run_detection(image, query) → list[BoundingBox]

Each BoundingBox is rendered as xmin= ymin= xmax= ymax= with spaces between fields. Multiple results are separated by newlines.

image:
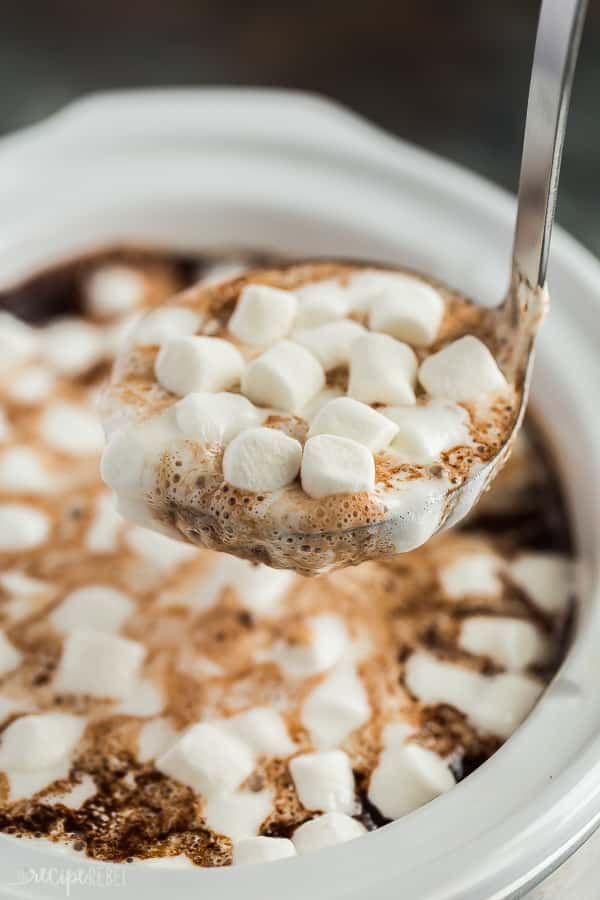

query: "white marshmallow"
xmin=294 ymin=279 xmax=351 ymax=328
xmin=0 ymin=406 xmax=9 ymax=442
xmin=292 ymin=813 xmax=365 ymax=854
xmin=40 ymin=319 xmax=104 ymax=376
xmin=384 ymin=400 xmax=471 ymax=464
xmin=294 ymin=320 xmax=365 ymax=371
xmin=459 ymin=616 xmax=550 ymax=670
xmin=204 ymin=789 xmax=273 ymax=842
xmin=0 ymin=314 xmax=38 ymax=376
xmin=308 ymin=397 xmax=398 ymax=452
xmin=156 ymin=336 xmax=244 ymax=396
xmin=42 ymin=774 xmax=97 ymax=810
xmin=0 ymin=503 xmax=49 ymax=551
xmin=86 ymin=493 xmax=124 ymax=552
xmin=0 ymin=630 xmax=22 ymax=676
xmin=290 ymin=751 xmax=355 ymax=814
xmin=100 ymin=410 xmax=179 ymax=498
xmin=116 ymin=678 xmax=164 ymax=717
xmin=508 ymin=553 xmax=573 ymax=615
xmin=51 ymin=585 xmax=134 ymax=635
xmin=419 ymin=335 xmax=509 ymax=401
xmin=156 ymin=722 xmax=254 ymax=796
xmin=271 ymin=614 xmax=347 ymax=678
xmin=368 ymin=736 xmax=454 ymax=820
xmin=302 ymin=661 xmax=370 ymax=749
xmin=0 ymin=446 xmax=52 ymax=493
xmin=201 ymin=556 xmax=295 ymax=615
xmin=229 ymin=284 xmax=297 ymax=346
xmin=84 ymin=265 xmax=146 ymax=318
xmin=348 ymin=333 xmax=417 ymax=405
xmin=223 ymin=427 xmax=302 ymax=493
xmin=40 ymin=403 xmax=105 ymax=455
xmin=174 ymin=392 xmax=262 ymax=445
xmin=366 ymin=273 xmax=444 ymax=346
xmin=137 ymin=718 xmax=177 ymax=763
xmin=233 ymin=836 xmax=296 ymax=865
xmin=0 ymin=713 xmax=84 ymax=771
xmin=405 ymin=651 xmax=543 ymax=739
xmin=0 ymin=570 xmax=49 ymax=597
xmin=7 ymin=366 xmax=55 ymax=404
xmin=439 ymin=551 xmax=503 ymax=599
xmin=301 ymin=434 xmax=375 ymax=499
xmin=54 ymin=630 xmax=145 ymax=699
xmin=242 ymin=340 xmax=325 ymax=414
xmin=199 ymin=260 xmax=249 ymax=286
xmin=124 ymin=523 xmax=198 ymax=572
xmin=225 ymin=708 xmax=296 ymax=757
xmin=132 ymin=306 xmax=200 ymax=346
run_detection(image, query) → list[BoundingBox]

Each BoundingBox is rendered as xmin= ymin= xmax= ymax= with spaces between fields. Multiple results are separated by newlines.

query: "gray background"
xmin=2 ymin=1 xmax=599 ymax=255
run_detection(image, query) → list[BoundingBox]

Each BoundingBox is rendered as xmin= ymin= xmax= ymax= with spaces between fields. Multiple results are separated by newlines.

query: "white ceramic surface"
xmin=1 ymin=89 xmax=600 ymax=900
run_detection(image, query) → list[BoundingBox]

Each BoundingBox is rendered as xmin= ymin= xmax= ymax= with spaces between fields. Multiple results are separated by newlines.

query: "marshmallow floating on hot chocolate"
xmin=301 ymin=660 xmax=371 ymax=748
xmin=294 ymin=279 xmax=351 ymax=328
xmin=292 ymin=812 xmax=366 ymax=853
xmin=384 ymin=400 xmax=470 ymax=464
xmin=229 ymin=283 xmax=297 ymax=346
xmin=290 ymin=750 xmax=355 ymax=814
xmin=156 ymin=336 xmax=245 ymax=396
xmin=364 ymin=271 xmax=445 ymax=346
xmin=0 ymin=503 xmax=50 ymax=551
xmin=175 ymin=392 xmax=262 ymax=444
xmin=224 ymin=707 xmax=296 ymax=758
xmin=0 ymin=713 xmax=85 ymax=772
xmin=51 ymin=585 xmax=134 ymax=635
xmin=294 ymin=320 xmax=366 ymax=371
xmin=419 ymin=335 xmax=509 ymax=401
xmin=54 ymin=630 xmax=146 ymax=699
xmin=0 ymin=313 xmax=38 ymax=375
xmin=301 ymin=434 xmax=375 ymax=498
xmin=223 ymin=426 xmax=302 ymax=492
xmin=348 ymin=332 xmax=417 ymax=405
xmin=156 ymin=722 xmax=254 ymax=796
xmin=308 ymin=396 xmax=398 ymax=452
xmin=84 ymin=265 xmax=146 ymax=318
xmin=242 ymin=340 xmax=325 ymax=414
xmin=459 ymin=616 xmax=550 ymax=670
xmin=132 ymin=306 xmax=200 ymax=346
xmin=233 ymin=836 xmax=296 ymax=866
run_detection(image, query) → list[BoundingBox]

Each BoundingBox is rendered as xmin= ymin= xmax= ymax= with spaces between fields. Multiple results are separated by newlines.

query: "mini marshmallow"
xmin=223 ymin=427 xmax=302 ymax=493
xmin=290 ymin=751 xmax=355 ymax=814
xmin=54 ymin=630 xmax=145 ymax=699
xmin=204 ymin=789 xmax=273 ymax=841
xmin=0 ymin=446 xmax=52 ymax=493
xmin=459 ymin=616 xmax=550 ymax=670
xmin=233 ymin=836 xmax=296 ymax=866
xmin=508 ymin=553 xmax=573 ymax=615
xmin=124 ymin=524 xmax=198 ymax=572
xmin=348 ymin=333 xmax=417 ymax=405
xmin=100 ymin=410 xmax=179 ymax=498
xmin=0 ymin=713 xmax=85 ymax=771
xmin=292 ymin=813 xmax=365 ymax=854
xmin=202 ymin=556 xmax=295 ymax=616
xmin=156 ymin=722 xmax=254 ymax=796
xmin=242 ymin=340 xmax=325 ymax=414
xmin=0 ymin=313 xmax=38 ymax=375
xmin=199 ymin=260 xmax=249 ymax=286
xmin=40 ymin=319 xmax=104 ymax=376
xmin=271 ymin=614 xmax=347 ymax=678
xmin=42 ymin=774 xmax=97 ymax=810
xmin=7 ymin=366 xmax=55 ymax=404
xmin=294 ymin=279 xmax=351 ymax=328
xmin=439 ymin=551 xmax=503 ymax=599
xmin=0 ymin=406 xmax=9 ymax=442
xmin=51 ymin=585 xmax=134 ymax=634
xmin=174 ymin=392 xmax=262 ymax=445
xmin=137 ymin=718 xmax=177 ymax=763
xmin=86 ymin=493 xmax=124 ymax=552
xmin=384 ymin=400 xmax=471 ymax=464
xmin=142 ymin=855 xmax=195 ymax=869
xmin=84 ymin=265 xmax=146 ymax=318
xmin=302 ymin=661 xmax=371 ymax=749
xmin=419 ymin=335 xmax=509 ymax=401
xmin=229 ymin=284 xmax=297 ymax=346
xmin=156 ymin=336 xmax=244 ymax=396
xmin=0 ymin=630 xmax=22 ymax=677
xmin=225 ymin=708 xmax=296 ymax=757
xmin=369 ymin=739 xmax=454 ymax=820
xmin=132 ymin=306 xmax=200 ymax=346
xmin=366 ymin=273 xmax=444 ymax=346
xmin=405 ymin=651 xmax=542 ymax=739
xmin=301 ymin=434 xmax=375 ymax=498
xmin=0 ymin=503 xmax=49 ymax=551
xmin=40 ymin=403 xmax=105 ymax=455
xmin=308 ymin=397 xmax=398 ymax=452
xmin=294 ymin=320 xmax=365 ymax=371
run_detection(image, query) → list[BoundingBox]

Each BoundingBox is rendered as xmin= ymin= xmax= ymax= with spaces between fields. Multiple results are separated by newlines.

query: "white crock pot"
xmin=1 ymin=89 xmax=600 ymax=900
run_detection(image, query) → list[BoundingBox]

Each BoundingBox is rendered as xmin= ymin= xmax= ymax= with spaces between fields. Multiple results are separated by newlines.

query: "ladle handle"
xmin=512 ymin=0 xmax=588 ymax=289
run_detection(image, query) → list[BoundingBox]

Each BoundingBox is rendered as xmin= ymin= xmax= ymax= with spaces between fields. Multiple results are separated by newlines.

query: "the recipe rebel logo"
xmin=5 ymin=864 xmax=127 ymax=896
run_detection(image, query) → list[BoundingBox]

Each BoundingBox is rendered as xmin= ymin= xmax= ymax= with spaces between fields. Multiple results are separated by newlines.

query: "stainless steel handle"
xmin=512 ymin=0 xmax=588 ymax=288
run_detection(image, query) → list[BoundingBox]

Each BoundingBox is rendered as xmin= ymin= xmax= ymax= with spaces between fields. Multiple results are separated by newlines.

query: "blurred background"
xmin=2 ymin=0 xmax=598 ymax=255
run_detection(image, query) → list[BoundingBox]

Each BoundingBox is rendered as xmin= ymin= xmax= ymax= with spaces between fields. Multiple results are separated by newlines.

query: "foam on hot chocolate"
xmin=0 ymin=249 xmax=573 ymax=868
xmin=101 ymin=263 xmax=520 ymax=575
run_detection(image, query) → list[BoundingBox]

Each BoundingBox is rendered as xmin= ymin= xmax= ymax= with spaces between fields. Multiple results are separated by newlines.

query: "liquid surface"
xmin=102 ymin=263 xmax=525 ymax=575
xmin=0 ymin=249 xmax=573 ymax=867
